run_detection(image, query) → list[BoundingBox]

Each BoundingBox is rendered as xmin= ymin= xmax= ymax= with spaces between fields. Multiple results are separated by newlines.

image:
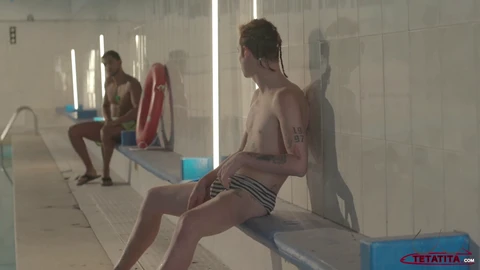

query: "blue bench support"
xmin=181 ymin=157 xmax=212 ymax=181
xmin=361 ymin=232 xmax=472 ymax=270
xmin=120 ymin=130 xmax=136 ymax=146
xmin=180 ymin=156 xmax=230 ymax=181
xmin=64 ymin=104 xmax=83 ymax=112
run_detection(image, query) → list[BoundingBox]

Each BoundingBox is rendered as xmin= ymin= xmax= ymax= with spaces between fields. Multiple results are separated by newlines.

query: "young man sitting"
xmin=114 ymin=18 xmax=309 ymax=270
xmin=68 ymin=51 xmax=142 ymax=186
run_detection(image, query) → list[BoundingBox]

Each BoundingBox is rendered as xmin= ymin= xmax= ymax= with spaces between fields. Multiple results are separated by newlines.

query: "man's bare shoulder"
xmin=273 ymin=83 xmax=307 ymax=108
xmin=125 ymin=75 xmax=142 ymax=91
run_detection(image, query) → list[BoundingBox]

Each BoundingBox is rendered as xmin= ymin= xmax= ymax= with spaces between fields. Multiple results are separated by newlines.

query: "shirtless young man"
xmin=113 ymin=18 xmax=309 ymax=270
xmin=68 ymin=51 xmax=142 ymax=186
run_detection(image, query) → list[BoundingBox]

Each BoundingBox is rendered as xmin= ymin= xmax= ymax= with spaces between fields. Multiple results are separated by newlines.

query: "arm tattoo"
xmin=293 ymin=127 xmax=305 ymax=143
xmin=247 ymin=153 xmax=287 ymax=164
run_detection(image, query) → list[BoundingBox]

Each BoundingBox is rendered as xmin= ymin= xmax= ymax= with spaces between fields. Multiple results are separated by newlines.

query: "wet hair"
xmin=239 ymin=18 xmax=287 ymax=77
xmin=102 ymin=50 xmax=122 ymax=61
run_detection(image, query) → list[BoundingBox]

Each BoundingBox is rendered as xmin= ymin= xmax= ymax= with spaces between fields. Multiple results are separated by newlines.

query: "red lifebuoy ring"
xmin=136 ymin=63 xmax=167 ymax=149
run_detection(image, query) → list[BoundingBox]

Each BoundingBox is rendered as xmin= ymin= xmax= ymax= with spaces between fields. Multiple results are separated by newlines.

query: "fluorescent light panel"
xmin=70 ymin=49 xmax=79 ymax=110
xmin=99 ymin=34 xmax=106 ymax=98
xmin=212 ymin=0 xmax=219 ymax=168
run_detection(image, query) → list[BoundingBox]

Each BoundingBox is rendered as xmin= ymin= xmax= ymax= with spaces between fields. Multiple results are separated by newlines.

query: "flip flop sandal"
xmin=101 ymin=177 xmax=113 ymax=187
xmin=76 ymin=174 xmax=101 ymax=186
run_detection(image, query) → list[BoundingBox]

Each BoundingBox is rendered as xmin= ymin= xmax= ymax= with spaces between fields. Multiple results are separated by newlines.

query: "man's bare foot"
xmin=101 ymin=177 xmax=113 ymax=186
xmin=76 ymin=170 xmax=100 ymax=186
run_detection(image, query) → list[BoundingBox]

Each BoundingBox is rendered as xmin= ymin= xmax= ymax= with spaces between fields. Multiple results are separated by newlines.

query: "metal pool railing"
xmin=0 ymin=106 xmax=39 ymax=184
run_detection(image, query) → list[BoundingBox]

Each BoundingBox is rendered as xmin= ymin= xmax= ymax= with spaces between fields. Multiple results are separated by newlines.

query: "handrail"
xmin=1 ymin=106 xmax=39 ymax=184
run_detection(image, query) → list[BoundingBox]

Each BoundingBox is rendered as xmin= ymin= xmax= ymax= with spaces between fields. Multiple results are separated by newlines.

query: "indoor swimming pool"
xmin=0 ymin=140 xmax=15 ymax=270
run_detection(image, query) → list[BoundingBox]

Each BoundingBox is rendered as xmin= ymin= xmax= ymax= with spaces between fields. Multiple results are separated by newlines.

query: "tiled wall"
xmin=2 ymin=0 xmax=480 ymax=247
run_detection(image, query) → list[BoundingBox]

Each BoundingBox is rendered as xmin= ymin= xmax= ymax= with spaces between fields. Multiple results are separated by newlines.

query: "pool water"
xmin=0 ymin=141 xmax=16 ymax=270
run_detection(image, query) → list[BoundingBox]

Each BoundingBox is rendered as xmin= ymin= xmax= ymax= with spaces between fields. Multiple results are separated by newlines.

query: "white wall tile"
xmin=440 ymin=25 xmax=477 ymax=154
xmin=292 ymin=176 xmax=309 ymax=209
xmin=383 ymin=32 xmax=411 ymax=144
xmin=413 ymin=147 xmax=445 ymax=233
xmin=338 ymin=0 xmax=359 ymax=37
xmin=303 ymin=0 xmax=320 ymax=45
xmin=476 ymin=24 xmax=480 ymax=161
xmin=360 ymin=35 xmax=384 ymax=139
xmin=324 ymin=133 xmax=362 ymax=231
xmin=271 ymin=0 xmax=289 ymax=46
xmin=336 ymin=37 xmax=361 ymax=135
xmin=410 ymin=29 xmax=443 ymax=148
xmin=408 ymin=0 xmax=440 ymax=30
xmin=319 ymin=0 xmax=338 ymax=40
xmin=358 ymin=0 xmax=382 ymax=36
xmin=444 ymin=151 xmax=479 ymax=242
xmin=288 ymin=45 xmax=306 ymax=88
xmin=439 ymin=0 xmax=475 ymax=26
xmin=362 ymin=138 xmax=386 ymax=237
xmin=381 ymin=0 xmax=408 ymax=33
xmin=288 ymin=0 xmax=303 ymax=46
xmin=386 ymin=142 xmax=414 ymax=236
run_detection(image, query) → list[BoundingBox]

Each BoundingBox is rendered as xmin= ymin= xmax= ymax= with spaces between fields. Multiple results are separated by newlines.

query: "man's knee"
xmin=68 ymin=124 xmax=80 ymax=138
xmin=177 ymin=210 xmax=201 ymax=237
xmin=141 ymin=187 xmax=167 ymax=214
xmin=101 ymin=125 xmax=121 ymax=143
xmin=100 ymin=125 xmax=112 ymax=141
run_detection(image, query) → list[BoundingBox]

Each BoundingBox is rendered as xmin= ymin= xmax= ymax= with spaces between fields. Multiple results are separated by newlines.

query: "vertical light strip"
xmin=135 ymin=35 xmax=139 ymax=78
xmin=212 ymin=0 xmax=220 ymax=168
xmin=253 ymin=0 xmax=259 ymax=90
xmin=70 ymin=49 xmax=79 ymax=110
xmin=99 ymin=35 xmax=106 ymax=98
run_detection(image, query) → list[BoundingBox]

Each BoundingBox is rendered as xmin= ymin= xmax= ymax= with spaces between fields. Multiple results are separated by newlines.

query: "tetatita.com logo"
xmin=400 ymin=249 xmax=475 ymax=266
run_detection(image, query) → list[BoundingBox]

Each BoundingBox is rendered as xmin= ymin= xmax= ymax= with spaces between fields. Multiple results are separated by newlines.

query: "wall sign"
xmin=9 ymin=26 xmax=16 ymax=45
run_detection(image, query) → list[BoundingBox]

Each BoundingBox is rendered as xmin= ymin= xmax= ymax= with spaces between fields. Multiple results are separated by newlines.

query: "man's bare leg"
xmin=68 ymin=122 xmax=103 ymax=179
xmin=159 ymin=189 xmax=267 ymax=270
xmin=99 ymin=124 xmax=123 ymax=181
xmin=114 ymin=182 xmax=195 ymax=270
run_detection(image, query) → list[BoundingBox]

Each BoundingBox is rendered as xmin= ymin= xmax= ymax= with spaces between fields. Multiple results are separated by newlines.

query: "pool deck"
xmin=12 ymin=134 xmax=113 ymax=270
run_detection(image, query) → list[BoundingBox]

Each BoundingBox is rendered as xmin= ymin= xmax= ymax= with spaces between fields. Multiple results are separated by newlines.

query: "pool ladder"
xmin=0 ymin=106 xmax=39 ymax=184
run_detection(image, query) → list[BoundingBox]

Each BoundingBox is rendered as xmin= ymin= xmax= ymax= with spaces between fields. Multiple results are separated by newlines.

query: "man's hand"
xmin=217 ymin=152 xmax=245 ymax=189
xmin=104 ymin=118 xmax=120 ymax=127
xmin=187 ymin=181 xmax=210 ymax=210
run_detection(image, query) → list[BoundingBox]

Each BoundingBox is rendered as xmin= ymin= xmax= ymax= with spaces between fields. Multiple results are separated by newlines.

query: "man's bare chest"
xmin=106 ymin=82 xmax=129 ymax=105
xmin=246 ymin=105 xmax=278 ymax=137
